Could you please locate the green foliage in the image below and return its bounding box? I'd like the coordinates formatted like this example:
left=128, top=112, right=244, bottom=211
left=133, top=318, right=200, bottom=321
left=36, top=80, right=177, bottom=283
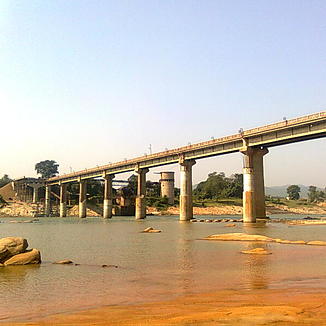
left=286, top=185, right=301, bottom=200
left=146, top=180, right=160, bottom=197
left=35, top=160, right=59, bottom=179
left=0, top=174, right=12, bottom=188
left=308, top=185, right=325, bottom=202
left=146, top=196, right=169, bottom=211
left=120, top=174, right=137, bottom=198
left=193, top=172, right=243, bottom=200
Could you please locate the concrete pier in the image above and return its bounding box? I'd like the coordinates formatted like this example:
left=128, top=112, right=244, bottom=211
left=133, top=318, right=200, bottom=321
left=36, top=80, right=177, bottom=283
left=32, top=185, right=40, bottom=203
left=79, top=180, right=87, bottom=218
left=160, top=172, right=175, bottom=204
left=59, top=183, right=67, bottom=218
left=103, top=174, right=114, bottom=218
left=179, top=159, right=196, bottom=221
left=241, top=147, right=268, bottom=223
left=135, top=168, right=149, bottom=220
left=45, top=185, right=51, bottom=216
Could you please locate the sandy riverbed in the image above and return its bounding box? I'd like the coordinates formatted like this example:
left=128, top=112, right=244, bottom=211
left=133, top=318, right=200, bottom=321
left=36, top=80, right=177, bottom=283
left=5, top=286, right=326, bottom=326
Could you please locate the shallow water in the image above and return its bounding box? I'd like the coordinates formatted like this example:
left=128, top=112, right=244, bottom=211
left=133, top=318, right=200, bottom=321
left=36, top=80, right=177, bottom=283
left=1, top=215, right=326, bottom=322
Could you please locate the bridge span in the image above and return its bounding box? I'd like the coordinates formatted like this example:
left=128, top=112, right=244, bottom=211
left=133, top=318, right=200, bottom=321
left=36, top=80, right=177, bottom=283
left=46, top=111, right=326, bottom=222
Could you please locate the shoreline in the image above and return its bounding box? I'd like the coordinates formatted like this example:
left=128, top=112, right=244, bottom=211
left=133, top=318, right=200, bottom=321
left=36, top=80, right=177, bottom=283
left=4, top=284, right=326, bottom=325
left=1, top=200, right=326, bottom=217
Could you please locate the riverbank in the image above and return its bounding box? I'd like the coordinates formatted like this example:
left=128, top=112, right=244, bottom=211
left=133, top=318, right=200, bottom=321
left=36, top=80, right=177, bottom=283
left=1, top=200, right=326, bottom=217
left=5, top=285, right=326, bottom=325
left=150, top=202, right=326, bottom=216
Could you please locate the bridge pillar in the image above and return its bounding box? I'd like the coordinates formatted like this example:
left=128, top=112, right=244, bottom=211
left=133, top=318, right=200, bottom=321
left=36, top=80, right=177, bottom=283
left=45, top=185, right=51, bottom=216
left=79, top=180, right=87, bottom=218
left=59, top=183, right=67, bottom=218
left=32, top=185, right=41, bottom=203
left=179, top=159, right=196, bottom=221
left=241, top=147, right=269, bottom=222
left=135, top=168, right=149, bottom=220
left=103, top=174, right=114, bottom=218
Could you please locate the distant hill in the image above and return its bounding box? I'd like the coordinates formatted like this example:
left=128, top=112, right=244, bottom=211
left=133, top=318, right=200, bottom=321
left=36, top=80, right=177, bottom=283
left=265, top=185, right=324, bottom=198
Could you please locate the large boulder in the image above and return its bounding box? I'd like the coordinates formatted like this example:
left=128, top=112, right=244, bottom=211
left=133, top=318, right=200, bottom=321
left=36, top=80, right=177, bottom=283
left=0, top=237, right=28, bottom=263
left=3, top=249, right=41, bottom=265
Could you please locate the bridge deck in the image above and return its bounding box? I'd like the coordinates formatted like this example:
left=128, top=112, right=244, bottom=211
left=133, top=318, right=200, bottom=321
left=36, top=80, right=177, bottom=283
left=47, top=111, right=326, bottom=185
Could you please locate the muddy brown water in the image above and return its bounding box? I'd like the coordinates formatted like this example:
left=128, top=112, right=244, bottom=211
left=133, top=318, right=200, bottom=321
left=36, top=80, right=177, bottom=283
left=0, top=215, right=326, bottom=322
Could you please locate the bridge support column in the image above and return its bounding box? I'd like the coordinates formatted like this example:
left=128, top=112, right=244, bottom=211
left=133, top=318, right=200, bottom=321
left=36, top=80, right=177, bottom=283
left=179, top=159, right=196, bottom=221
left=135, top=168, right=149, bottom=220
left=103, top=174, right=114, bottom=219
left=59, top=183, right=67, bottom=218
left=79, top=180, right=87, bottom=218
left=32, top=185, right=41, bottom=203
left=45, top=185, right=51, bottom=216
left=241, top=147, right=268, bottom=222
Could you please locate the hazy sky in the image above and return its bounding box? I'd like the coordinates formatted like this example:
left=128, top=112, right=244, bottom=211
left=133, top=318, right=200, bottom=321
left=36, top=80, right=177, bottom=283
left=0, top=1, right=325, bottom=187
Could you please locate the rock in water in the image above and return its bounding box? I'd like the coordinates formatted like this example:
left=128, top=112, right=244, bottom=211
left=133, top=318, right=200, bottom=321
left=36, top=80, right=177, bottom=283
left=203, top=233, right=273, bottom=242
left=53, top=260, right=74, bottom=264
left=143, top=227, right=153, bottom=232
left=241, top=248, right=271, bottom=255
left=4, top=249, right=41, bottom=265
left=0, top=237, right=28, bottom=263
left=142, top=227, right=161, bottom=233
left=306, top=241, right=326, bottom=246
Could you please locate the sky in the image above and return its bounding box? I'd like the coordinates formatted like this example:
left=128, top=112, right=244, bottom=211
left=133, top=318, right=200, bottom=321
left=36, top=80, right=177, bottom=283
left=0, top=0, right=325, bottom=187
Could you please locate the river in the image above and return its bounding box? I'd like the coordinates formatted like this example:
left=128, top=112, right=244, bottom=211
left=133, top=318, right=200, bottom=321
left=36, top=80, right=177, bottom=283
left=1, top=215, right=326, bottom=322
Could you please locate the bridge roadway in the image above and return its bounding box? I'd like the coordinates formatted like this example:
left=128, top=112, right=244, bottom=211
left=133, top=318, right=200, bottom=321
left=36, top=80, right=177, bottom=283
left=45, top=111, right=326, bottom=221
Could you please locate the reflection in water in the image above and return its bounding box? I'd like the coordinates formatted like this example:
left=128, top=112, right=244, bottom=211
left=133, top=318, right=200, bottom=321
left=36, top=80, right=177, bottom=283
left=177, top=223, right=194, bottom=294
left=241, top=242, right=270, bottom=290
left=1, top=216, right=326, bottom=322
left=0, top=264, right=40, bottom=285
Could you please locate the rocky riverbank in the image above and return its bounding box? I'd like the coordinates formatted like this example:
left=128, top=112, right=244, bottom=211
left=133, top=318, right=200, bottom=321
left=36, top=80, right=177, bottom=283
left=1, top=201, right=326, bottom=217
left=149, top=202, right=326, bottom=216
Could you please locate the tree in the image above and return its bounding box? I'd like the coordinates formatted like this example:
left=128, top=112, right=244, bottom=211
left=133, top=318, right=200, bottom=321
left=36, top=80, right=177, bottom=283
left=308, top=186, right=317, bottom=202
left=308, top=185, right=325, bottom=202
left=35, top=160, right=59, bottom=179
left=286, top=185, right=301, bottom=200
left=0, top=174, right=12, bottom=188
left=194, top=172, right=243, bottom=200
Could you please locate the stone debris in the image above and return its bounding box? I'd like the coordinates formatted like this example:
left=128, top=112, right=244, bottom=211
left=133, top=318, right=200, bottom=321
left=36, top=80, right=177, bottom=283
left=241, top=248, right=271, bottom=255
left=225, top=223, right=236, bottom=227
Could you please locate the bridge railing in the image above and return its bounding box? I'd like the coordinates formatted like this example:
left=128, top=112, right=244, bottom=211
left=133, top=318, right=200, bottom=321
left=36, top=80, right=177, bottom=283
left=48, top=110, right=326, bottom=182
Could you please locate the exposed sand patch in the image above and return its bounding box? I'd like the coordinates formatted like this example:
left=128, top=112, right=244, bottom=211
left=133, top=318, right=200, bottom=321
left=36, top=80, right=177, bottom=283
left=4, top=287, right=326, bottom=325
left=203, top=233, right=326, bottom=246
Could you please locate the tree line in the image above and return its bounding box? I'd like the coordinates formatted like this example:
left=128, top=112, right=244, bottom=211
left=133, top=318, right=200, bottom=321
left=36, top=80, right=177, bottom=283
left=1, top=159, right=325, bottom=204
left=286, top=185, right=326, bottom=202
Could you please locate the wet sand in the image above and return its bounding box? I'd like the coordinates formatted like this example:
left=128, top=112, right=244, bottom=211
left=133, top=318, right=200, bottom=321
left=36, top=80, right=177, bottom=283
left=5, top=286, right=326, bottom=326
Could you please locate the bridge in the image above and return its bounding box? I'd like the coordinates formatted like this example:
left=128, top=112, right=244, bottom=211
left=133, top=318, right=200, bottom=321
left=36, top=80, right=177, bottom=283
left=44, top=111, right=325, bottom=222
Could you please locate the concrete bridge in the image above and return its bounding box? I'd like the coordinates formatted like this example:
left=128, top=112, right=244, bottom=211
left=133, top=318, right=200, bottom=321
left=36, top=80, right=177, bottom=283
left=45, top=111, right=326, bottom=222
